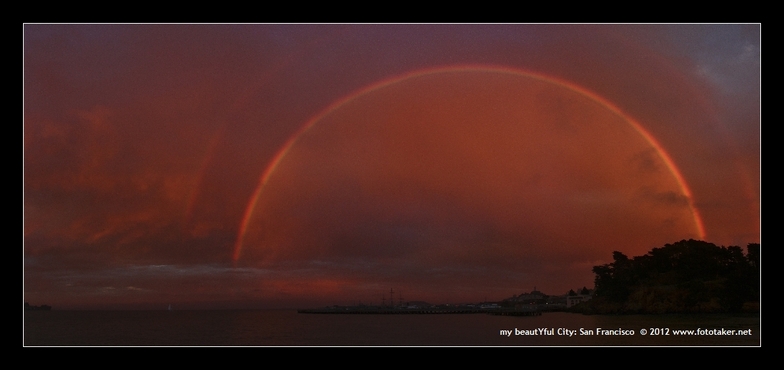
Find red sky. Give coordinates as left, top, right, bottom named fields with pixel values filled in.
left=24, top=24, right=760, bottom=309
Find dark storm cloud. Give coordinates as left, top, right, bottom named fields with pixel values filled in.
left=637, top=188, right=691, bottom=207
left=630, top=148, right=662, bottom=174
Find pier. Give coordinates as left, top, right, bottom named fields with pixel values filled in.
left=298, top=306, right=541, bottom=316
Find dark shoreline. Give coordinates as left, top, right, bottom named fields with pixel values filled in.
left=298, top=306, right=543, bottom=316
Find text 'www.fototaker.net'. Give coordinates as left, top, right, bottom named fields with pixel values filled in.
left=498, top=327, right=753, bottom=337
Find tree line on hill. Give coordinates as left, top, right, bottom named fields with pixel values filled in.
left=573, top=239, right=759, bottom=314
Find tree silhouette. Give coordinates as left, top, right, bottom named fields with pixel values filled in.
left=588, top=239, right=759, bottom=313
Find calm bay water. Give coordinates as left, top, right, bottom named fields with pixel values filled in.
left=23, top=310, right=760, bottom=346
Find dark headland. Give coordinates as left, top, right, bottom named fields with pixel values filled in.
left=572, top=239, right=759, bottom=314
left=24, top=302, right=52, bottom=311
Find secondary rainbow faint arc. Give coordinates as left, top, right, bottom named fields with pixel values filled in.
left=232, top=64, right=706, bottom=263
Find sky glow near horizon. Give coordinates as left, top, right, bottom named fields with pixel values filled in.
left=24, top=24, right=759, bottom=309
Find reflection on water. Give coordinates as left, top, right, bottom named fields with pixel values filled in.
left=24, top=310, right=759, bottom=346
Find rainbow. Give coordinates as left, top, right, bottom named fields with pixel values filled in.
left=233, top=64, right=706, bottom=263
